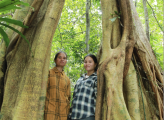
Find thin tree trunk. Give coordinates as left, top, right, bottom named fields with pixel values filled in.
left=58, top=25, right=63, bottom=47
left=135, top=0, right=138, bottom=7
left=143, top=0, right=150, bottom=41
left=85, top=0, right=90, bottom=53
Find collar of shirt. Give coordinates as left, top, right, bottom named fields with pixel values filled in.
left=81, top=72, right=97, bottom=80
left=52, top=67, right=64, bottom=75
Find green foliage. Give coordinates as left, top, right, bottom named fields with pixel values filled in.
left=110, top=11, right=121, bottom=22
left=0, top=0, right=29, bottom=12
left=49, top=0, right=102, bottom=92
left=0, top=22, right=30, bottom=47
left=0, top=0, right=29, bottom=46
left=135, top=0, right=163, bottom=69
left=0, top=26, right=9, bottom=46
left=0, top=18, right=28, bottom=28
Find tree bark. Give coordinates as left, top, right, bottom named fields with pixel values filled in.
left=95, top=0, right=163, bottom=120
left=0, top=0, right=65, bottom=119
left=0, top=0, right=34, bottom=109
left=0, top=41, right=6, bottom=109
left=96, top=0, right=134, bottom=119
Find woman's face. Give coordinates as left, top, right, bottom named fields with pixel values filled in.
left=55, top=53, right=67, bottom=67
left=84, top=56, right=97, bottom=72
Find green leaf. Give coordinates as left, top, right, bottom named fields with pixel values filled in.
left=0, top=23, right=31, bottom=50
left=0, top=0, right=29, bottom=12
left=0, top=0, right=21, bottom=7
left=0, top=0, right=14, bottom=8
left=114, top=11, right=118, bottom=15
left=0, top=0, right=20, bottom=9
left=18, top=1, right=29, bottom=7
left=0, top=18, right=28, bottom=28
left=110, top=17, right=117, bottom=22
left=0, top=27, right=9, bottom=46
left=0, top=5, right=21, bottom=12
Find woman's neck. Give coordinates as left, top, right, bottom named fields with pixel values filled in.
left=87, top=70, right=95, bottom=76
left=56, top=66, right=63, bottom=72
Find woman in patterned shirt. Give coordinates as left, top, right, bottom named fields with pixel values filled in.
left=44, top=51, right=71, bottom=120
left=70, top=54, right=98, bottom=120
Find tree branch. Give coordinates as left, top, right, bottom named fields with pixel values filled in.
left=146, top=0, right=163, bottom=31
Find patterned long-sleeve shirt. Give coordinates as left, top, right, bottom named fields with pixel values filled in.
left=44, top=67, right=71, bottom=120
left=71, top=72, right=97, bottom=119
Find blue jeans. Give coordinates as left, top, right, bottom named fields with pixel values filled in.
left=72, top=116, right=95, bottom=120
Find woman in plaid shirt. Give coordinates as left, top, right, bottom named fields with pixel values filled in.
left=70, top=54, right=98, bottom=120
left=44, top=51, right=71, bottom=120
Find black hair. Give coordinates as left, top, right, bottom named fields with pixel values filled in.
left=84, top=54, right=98, bottom=71
left=54, top=51, right=67, bottom=61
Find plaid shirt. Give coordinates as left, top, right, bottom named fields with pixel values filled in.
left=71, top=72, right=97, bottom=119
left=44, top=67, right=71, bottom=120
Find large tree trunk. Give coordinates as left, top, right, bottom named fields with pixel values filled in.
left=0, top=0, right=65, bottom=119
left=95, top=0, right=163, bottom=120
left=0, top=0, right=34, bottom=109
